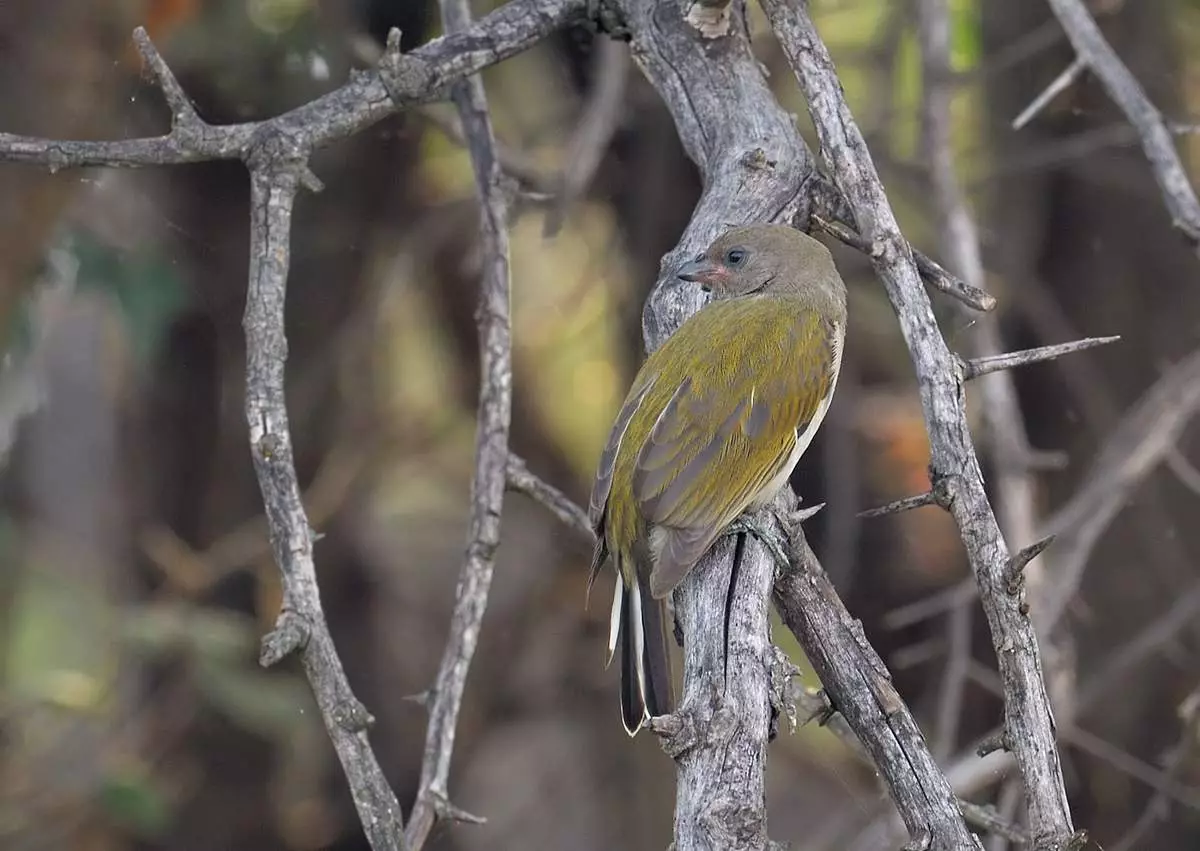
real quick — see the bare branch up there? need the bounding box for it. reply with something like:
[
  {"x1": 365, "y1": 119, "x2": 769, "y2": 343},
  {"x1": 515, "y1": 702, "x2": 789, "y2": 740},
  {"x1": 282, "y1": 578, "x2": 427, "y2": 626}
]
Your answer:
[
  {"x1": 0, "y1": 0, "x2": 588, "y2": 170},
  {"x1": 405, "y1": 0, "x2": 514, "y2": 847},
  {"x1": 130, "y1": 27, "x2": 203, "y2": 130},
  {"x1": 961, "y1": 337, "x2": 1121, "y2": 380},
  {"x1": 857, "y1": 491, "x2": 937, "y2": 519},
  {"x1": 762, "y1": 1, "x2": 1077, "y2": 844},
  {"x1": 1044, "y1": 0, "x2": 1200, "y2": 253},
  {"x1": 247, "y1": 163, "x2": 407, "y2": 850},
  {"x1": 543, "y1": 39, "x2": 630, "y2": 236},
  {"x1": 603, "y1": 0, "x2": 831, "y2": 846},
  {"x1": 1011, "y1": 57, "x2": 1086, "y2": 131},
  {"x1": 505, "y1": 454, "x2": 593, "y2": 542},
  {"x1": 773, "y1": 510, "x2": 982, "y2": 850},
  {"x1": 810, "y1": 214, "x2": 997, "y2": 312}
]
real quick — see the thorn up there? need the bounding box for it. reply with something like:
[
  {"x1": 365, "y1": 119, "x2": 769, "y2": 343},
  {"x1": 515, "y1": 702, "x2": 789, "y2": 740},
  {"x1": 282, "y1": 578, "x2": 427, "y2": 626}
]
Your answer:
[
  {"x1": 1005, "y1": 535, "x2": 1055, "y2": 594},
  {"x1": 792, "y1": 502, "x2": 826, "y2": 523},
  {"x1": 385, "y1": 27, "x2": 404, "y2": 58},
  {"x1": 404, "y1": 689, "x2": 432, "y2": 708},
  {"x1": 299, "y1": 166, "x2": 325, "y2": 194},
  {"x1": 431, "y1": 792, "x2": 486, "y2": 826},
  {"x1": 858, "y1": 491, "x2": 937, "y2": 519},
  {"x1": 962, "y1": 336, "x2": 1120, "y2": 380}
]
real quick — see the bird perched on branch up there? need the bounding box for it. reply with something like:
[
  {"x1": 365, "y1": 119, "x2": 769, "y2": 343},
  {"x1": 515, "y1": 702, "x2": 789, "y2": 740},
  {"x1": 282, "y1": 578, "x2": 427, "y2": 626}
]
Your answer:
[{"x1": 587, "y1": 223, "x2": 848, "y2": 735}]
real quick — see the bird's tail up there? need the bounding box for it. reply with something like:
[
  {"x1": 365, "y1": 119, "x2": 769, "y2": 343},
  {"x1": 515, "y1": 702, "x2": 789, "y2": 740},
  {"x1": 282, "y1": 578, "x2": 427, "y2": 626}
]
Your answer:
[{"x1": 607, "y1": 576, "x2": 674, "y2": 736}]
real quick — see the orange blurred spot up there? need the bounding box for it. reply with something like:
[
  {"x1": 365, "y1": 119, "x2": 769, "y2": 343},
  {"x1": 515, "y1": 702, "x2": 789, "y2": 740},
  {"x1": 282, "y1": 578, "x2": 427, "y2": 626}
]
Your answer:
[{"x1": 122, "y1": 0, "x2": 200, "y2": 67}]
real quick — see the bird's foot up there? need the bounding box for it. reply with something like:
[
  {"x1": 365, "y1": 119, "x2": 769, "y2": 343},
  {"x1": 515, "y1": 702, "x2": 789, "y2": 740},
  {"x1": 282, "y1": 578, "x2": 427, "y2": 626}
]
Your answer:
[{"x1": 723, "y1": 512, "x2": 792, "y2": 572}]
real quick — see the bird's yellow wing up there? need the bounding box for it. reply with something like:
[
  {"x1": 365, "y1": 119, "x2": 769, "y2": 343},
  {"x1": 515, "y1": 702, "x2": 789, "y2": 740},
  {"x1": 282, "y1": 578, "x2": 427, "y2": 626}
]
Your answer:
[{"x1": 631, "y1": 298, "x2": 837, "y2": 598}]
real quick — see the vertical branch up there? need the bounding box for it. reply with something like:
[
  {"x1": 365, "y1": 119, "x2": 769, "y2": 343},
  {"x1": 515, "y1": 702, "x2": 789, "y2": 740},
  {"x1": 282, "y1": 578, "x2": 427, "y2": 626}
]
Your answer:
[
  {"x1": 760, "y1": 2, "x2": 1078, "y2": 847},
  {"x1": 607, "y1": 1, "x2": 817, "y2": 846},
  {"x1": 248, "y1": 158, "x2": 407, "y2": 851},
  {"x1": 404, "y1": 0, "x2": 513, "y2": 847},
  {"x1": 916, "y1": 0, "x2": 1054, "y2": 759}
]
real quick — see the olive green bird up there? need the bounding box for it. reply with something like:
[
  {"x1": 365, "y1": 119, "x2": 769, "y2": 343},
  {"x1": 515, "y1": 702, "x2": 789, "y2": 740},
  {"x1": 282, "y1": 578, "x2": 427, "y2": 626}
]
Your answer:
[{"x1": 587, "y1": 223, "x2": 847, "y2": 736}]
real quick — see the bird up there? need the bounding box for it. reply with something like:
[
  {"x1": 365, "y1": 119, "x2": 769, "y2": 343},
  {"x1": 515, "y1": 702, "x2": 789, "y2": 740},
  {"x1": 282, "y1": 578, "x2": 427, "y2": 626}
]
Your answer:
[{"x1": 586, "y1": 223, "x2": 848, "y2": 736}]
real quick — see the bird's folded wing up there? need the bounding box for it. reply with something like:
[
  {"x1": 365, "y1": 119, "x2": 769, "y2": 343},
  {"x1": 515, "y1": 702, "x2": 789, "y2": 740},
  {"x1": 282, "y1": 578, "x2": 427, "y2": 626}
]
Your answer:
[{"x1": 631, "y1": 303, "x2": 834, "y2": 597}]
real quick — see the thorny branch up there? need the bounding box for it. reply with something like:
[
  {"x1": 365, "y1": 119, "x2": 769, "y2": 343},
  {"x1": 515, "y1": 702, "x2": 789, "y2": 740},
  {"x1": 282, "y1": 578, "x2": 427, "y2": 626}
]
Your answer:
[
  {"x1": 1041, "y1": 0, "x2": 1200, "y2": 255},
  {"x1": 773, "y1": 507, "x2": 983, "y2": 850},
  {"x1": 0, "y1": 4, "x2": 588, "y2": 851},
  {"x1": 404, "y1": 0, "x2": 516, "y2": 847},
  {"x1": 918, "y1": 0, "x2": 1043, "y2": 773},
  {"x1": 759, "y1": 1, "x2": 1080, "y2": 847},
  {"x1": 0, "y1": 0, "x2": 589, "y2": 170}
]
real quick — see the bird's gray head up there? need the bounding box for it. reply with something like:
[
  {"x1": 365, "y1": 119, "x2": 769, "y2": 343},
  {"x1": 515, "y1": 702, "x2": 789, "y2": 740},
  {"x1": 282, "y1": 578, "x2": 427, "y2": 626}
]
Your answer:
[{"x1": 677, "y1": 224, "x2": 846, "y2": 310}]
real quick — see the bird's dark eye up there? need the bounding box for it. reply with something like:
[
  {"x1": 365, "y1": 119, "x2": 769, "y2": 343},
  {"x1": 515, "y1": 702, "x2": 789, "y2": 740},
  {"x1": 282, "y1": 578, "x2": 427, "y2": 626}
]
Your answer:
[{"x1": 725, "y1": 247, "x2": 748, "y2": 266}]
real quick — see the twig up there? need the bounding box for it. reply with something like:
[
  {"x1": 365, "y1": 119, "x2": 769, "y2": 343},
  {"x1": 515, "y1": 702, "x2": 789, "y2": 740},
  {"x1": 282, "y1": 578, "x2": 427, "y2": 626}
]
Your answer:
[
  {"x1": 761, "y1": 1, "x2": 1077, "y2": 845},
  {"x1": 405, "y1": 0, "x2": 514, "y2": 847},
  {"x1": 0, "y1": 1, "x2": 589, "y2": 170},
  {"x1": 0, "y1": 5, "x2": 586, "y2": 850},
  {"x1": 961, "y1": 337, "x2": 1121, "y2": 380},
  {"x1": 773, "y1": 509, "x2": 982, "y2": 850},
  {"x1": 1011, "y1": 57, "x2": 1086, "y2": 131},
  {"x1": 1044, "y1": 0, "x2": 1200, "y2": 253},
  {"x1": 244, "y1": 161, "x2": 407, "y2": 848},
  {"x1": 505, "y1": 454, "x2": 593, "y2": 542},
  {"x1": 810, "y1": 214, "x2": 997, "y2": 312},
  {"x1": 543, "y1": 39, "x2": 629, "y2": 236},
  {"x1": 857, "y1": 491, "x2": 937, "y2": 519}
]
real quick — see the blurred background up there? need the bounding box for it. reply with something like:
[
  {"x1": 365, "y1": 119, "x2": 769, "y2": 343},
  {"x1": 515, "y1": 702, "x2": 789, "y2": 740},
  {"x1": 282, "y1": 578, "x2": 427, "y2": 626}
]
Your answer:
[{"x1": 1, "y1": 0, "x2": 1199, "y2": 849}]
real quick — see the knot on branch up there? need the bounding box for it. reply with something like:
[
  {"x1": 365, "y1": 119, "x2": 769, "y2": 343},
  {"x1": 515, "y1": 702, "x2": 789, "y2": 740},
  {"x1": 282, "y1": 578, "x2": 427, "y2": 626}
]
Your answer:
[
  {"x1": 259, "y1": 609, "x2": 310, "y2": 666},
  {"x1": 930, "y1": 473, "x2": 956, "y2": 510},
  {"x1": 378, "y1": 28, "x2": 438, "y2": 104},
  {"x1": 700, "y1": 802, "x2": 769, "y2": 850},
  {"x1": 332, "y1": 695, "x2": 376, "y2": 733},
  {"x1": 649, "y1": 676, "x2": 735, "y2": 759},
  {"x1": 585, "y1": 0, "x2": 632, "y2": 40},
  {"x1": 246, "y1": 126, "x2": 311, "y2": 174}
]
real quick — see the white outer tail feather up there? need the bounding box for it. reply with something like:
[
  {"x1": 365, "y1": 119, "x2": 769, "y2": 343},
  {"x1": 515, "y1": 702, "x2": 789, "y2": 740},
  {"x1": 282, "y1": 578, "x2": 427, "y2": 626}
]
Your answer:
[{"x1": 606, "y1": 577, "x2": 623, "y2": 667}]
